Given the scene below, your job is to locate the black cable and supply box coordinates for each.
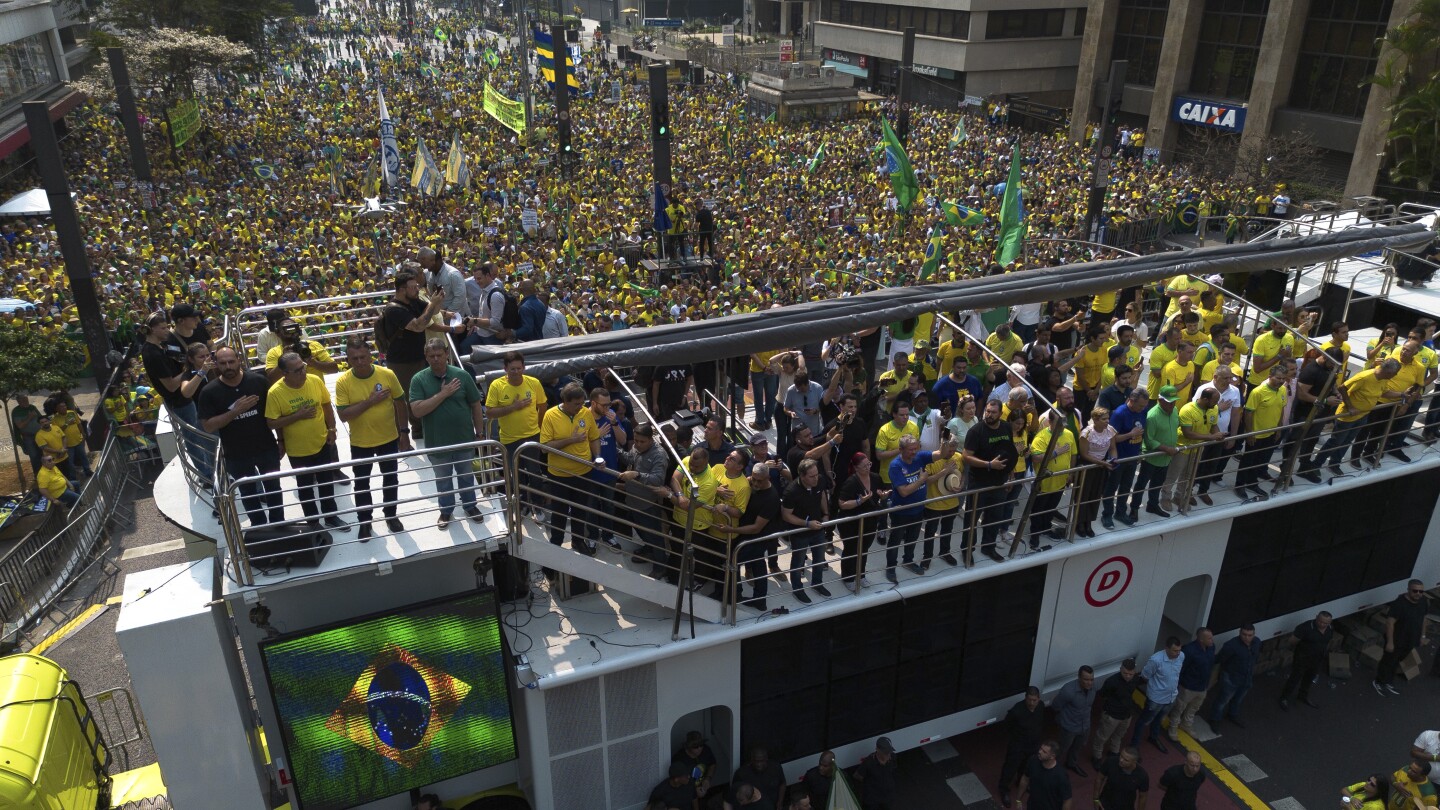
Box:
[126,559,205,604]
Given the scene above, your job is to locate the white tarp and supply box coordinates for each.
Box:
[0,188,73,217]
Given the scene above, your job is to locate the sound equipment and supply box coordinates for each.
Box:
[492,548,531,602]
[243,521,332,573]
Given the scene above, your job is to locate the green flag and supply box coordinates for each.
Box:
[919,232,943,280]
[434,26,448,40]
[995,144,1027,267]
[765,110,776,123]
[942,200,984,227]
[949,119,967,147]
[807,140,827,175]
[880,118,919,213]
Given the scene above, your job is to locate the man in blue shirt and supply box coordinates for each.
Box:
[514,278,548,341]
[1132,637,1184,753]
[931,355,983,415]
[1103,389,1148,529]
[887,435,951,582]
[1207,624,1259,728]
[589,388,626,550]
[1167,628,1216,741]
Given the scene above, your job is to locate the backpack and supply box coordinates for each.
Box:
[373,303,399,352]
[495,288,522,330]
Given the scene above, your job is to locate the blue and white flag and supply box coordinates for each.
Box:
[377,84,401,189]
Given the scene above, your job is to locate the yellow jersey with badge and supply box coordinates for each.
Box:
[485,375,547,443]
[334,365,403,449]
[1337,368,1386,422]
[265,374,331,457]
[1245,382,1287,439]
[1177,401,1217,446]
[1029,427,1076,493]
[540,405,600,477]
[874,419,920,483]
[265,341,335,380]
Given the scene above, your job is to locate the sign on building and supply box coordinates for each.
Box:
[779,40,794,62]
[1171,96,1247,133]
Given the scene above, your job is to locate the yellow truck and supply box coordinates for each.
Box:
[0,654,111,809]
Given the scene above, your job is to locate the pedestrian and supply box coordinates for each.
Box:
[408,338,485,529]
[1092,658,1141,768]
[1158,753,1206,810]
[1016,740,1072,810]
[729,747,786,809]
[673,730,717,790]
[1133,386,1180,519]
[1000,687,1047,807]
[1375,579,1432,696]
[198,346,285,527]
[264,351,348,533]
[888,434,947,578]
[36,452,80,508]
[1207,624,1259,728]
[1342,774,1392,810]
[334,337,410,541]
[1052,666,1097,776]
[852,737,898,810]
[1095,747,1149,810]
[802,750,837,809]
[1390,760,1435,810]
[1103,390,1148,529]
[1411,731,1440,784]
[379,269,446,439]
[781,458,832,601]
[1167,628,1215,741]
[538,382,601,557]
[649,761,701,810]
[1279,610,1333,710]
[962,398,1020,563]
[1132,637,1184,753]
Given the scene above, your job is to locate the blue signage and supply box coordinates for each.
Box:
[643,17,683,27]
[1171,96,1246,133]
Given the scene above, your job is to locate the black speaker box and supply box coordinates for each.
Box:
[493,548,531,602]
[243,522,332,573]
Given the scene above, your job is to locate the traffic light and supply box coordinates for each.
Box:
[651,96,670,140]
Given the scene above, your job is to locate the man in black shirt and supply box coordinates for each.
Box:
[380,269,445,437]
[713,463,782,610]
[1158,753,1205,810]
[169,302,212,349]
[781,459,831,603]
[801,751,836,809]
[198,347,285,526]
[1279,610,1332,710]
[672,730,717,786]
[1095,748,1148,810]
[1092,659,1141,768]
[1017,740,1071,810]
[1294,347,1344,482]
[962,399,1020,562]
[651,363,695,421]
[1375,579,1432,694]
[999,687,1046,807]
[822,394,871,474]
[649,761,699,810]
[696,417,735,466]
[729,747,785,809]
[852,737,898,810]
[1096,364,1135,415]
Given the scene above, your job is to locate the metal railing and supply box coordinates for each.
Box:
[231,291,393,364]
[217,438,509,586]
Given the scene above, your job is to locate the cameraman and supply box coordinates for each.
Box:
[264,318,339,383]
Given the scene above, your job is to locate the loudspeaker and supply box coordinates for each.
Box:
[243,522,332,573]
[690,64,705,85]
[493,548,530,602]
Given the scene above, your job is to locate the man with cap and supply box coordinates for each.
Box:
[673,730,717,787]
[853,737,899,810]
[650,761,701,810]
[1131,386,1180,520]
[169,302,212,349]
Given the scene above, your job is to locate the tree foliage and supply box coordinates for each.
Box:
[70,28,253,106]
[0,323,86,405]
[1175,130,1322,191]
[1370,0,1440,192]
[92,0,291,49]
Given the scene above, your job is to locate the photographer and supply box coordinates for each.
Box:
[264,319,339,383]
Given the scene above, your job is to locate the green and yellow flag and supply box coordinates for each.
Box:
[995,144,1027,267]
[880,118,919,213]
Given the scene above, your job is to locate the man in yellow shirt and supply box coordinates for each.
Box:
[1028,411,1076,550]
[539,381,601,558]
[47,399,92,477]
[699,449,752,597]
[1061,325,1111,413]
[485,351,548,457]
[1168,387,1221,513]
[37,451,79,509]
[1159,342,1199,403]
[1146,328,1182,399]
[265,351,348,532]
[1235,365,1288,498]
[876,352,915,398]
[1375,338,1428,462]
[1201,343,1244,384]
[670,446,721,583]
[1164,276,1205,318]
[986,323,1025,367]
[33,413,72,480]
[1248,320,1295,385]
[263,319,340,382]
[1314,358,1400,474]
[874,400,920,487]
[335,337,409,540]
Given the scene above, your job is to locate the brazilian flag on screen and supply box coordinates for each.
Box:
[534,28,581,90]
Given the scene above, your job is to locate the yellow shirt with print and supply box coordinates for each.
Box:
[1384,354,1427,394]
[1389,767,1438,810]
[1029,427,1076,493]
[710,465,752,538]
[485,375,546,443]
[986,332,1024,364]
[265,341,336,380]
[1248,331,1295,385]
[874,419,920,484]
[1073,342,1110,392]
[334,365,403,449]
[1201,358,1242,383]
[1160,359,1197,402]
[539,404,600,477]
[264,374,331,457]
[1337,368,1387,422]
[924,455,960,510]
[672,463,720,532]
[55,411,84,448]
[1146,342,1179,398]
[1177,401,1217,447]
[1245,382,1287,439]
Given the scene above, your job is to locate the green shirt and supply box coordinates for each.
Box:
[1142,402,1180,467]
[407,364,481,449]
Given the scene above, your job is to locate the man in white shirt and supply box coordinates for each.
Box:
[463,261,509,347]
[419,247,467,312]
[910,390,942,452]
[1193,366,1241,504]
[1412,730,1440,783]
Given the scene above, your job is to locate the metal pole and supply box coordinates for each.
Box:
[106,48,152,182]
[520,0,534,132]
[896,26,915,145]
[1084,60,1127,243]
[24,102,111,393]
[554,25,573,170]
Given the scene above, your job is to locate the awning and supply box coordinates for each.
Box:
[0,188,73,217]
[824,60,868,78]
[471,224,1433,381]
[0,86,85,162]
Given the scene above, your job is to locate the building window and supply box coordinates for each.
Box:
[985,9,1066,40]
[1111,0,1168,87]
[1074,8,1087,36]
[820,0,969,39]
[0,33,56,109]
[1189,0,1270,101]
[1288,0,1393,119]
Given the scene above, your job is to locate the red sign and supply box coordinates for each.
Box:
[1084,556,1133,607]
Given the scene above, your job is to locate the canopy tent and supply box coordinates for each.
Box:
[0,188,74,217]
[471,223,1433,381]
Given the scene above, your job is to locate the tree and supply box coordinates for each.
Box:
[1369,0,1440,193]
[0,324,85,491]
[1174,129,1322,190]
[70,29,253,107]
[87,0,290,50]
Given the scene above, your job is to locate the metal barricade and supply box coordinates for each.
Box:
[218,438,509,586]
[233,291,393,365]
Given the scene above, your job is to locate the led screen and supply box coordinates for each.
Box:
[260,591,517,810]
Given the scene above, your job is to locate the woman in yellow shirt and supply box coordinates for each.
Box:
[1341,773,1390,810]
[48,399,92,477]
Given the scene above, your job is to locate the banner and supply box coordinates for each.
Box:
[377,84,401,188]
[483,81,527,136]
[169,99,201,148]
[445,132,469,189]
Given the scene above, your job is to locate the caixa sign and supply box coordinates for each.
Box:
[1171,96,1247,132]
